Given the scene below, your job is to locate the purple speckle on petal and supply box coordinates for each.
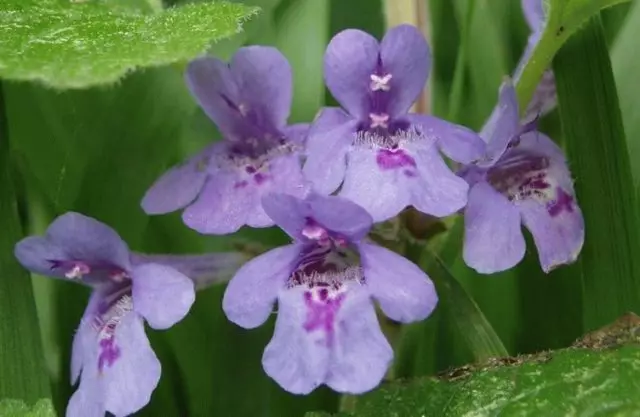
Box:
[234,180,248,189]
[547,187,575,217]
[376,148,416,171]
[302,290,345,347]
[253,172,269,185]
[97,336,121,372]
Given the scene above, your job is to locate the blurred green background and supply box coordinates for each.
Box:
[2,0,640,416]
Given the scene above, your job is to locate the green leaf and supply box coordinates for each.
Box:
[553,16,640,330]
[516,0,631,110]
[0,85,51,402]
[310,314,640,417]
[0,0,257,88]
[612,1,640,195]
[0,399,56,417]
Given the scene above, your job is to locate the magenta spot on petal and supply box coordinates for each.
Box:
[234,180,248,189]
[245,166,256,174]
[253,173,269,185]
[319,288,329,301]
[376,148,416,171]
[303,293,345,347]
[403,169,417,178]
[547,187,575,217]
[97,336,121,372]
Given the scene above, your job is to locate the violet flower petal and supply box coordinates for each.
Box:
[303,111,355,195]
[406,114,485,164]
[463,182,526,274]
[409,141,469,217]
[222,244,301,328]
[103,314,161,416]
[359,242,437,322]
[185,57,241,139]
[479,80,520,163]
[283,123,310,146]
[379,24,430,117]
[518,194,584,273]
[16,212,131,275]
[324,29,380,119]
[324,285,393,394]
[230,46,293,130]
[261,193,373,242]
[141,143,220,215]
[339,147,413,222]
[182,170,269,234]
[131,263,195,330]
[522,0,545,31]
[14,236,69,278]
[261,286,331,395]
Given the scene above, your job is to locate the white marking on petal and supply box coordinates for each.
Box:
[370,73,392,92]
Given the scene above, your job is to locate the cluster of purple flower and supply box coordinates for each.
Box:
[14,3,583,416]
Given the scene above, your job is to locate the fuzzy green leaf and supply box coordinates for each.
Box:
[309,314,640,417]
[0,399,56,417]
[0,0,256,88]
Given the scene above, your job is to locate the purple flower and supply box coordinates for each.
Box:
[459,81,584,274]
[514,0,557,119]
[223,193,437,394]
[303,24,485,222]
[141,46,310,234]
[13,213,239,417]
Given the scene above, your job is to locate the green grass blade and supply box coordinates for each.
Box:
[0,84,51,404]
[553,15,640,330]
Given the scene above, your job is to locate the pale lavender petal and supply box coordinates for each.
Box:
[408,141,469,217]
[359,243,437,322]
[379,24,430,117]
[66,383,105,417]
[308,107,353,136]
[463,182,526,274]
[262,193,373,242]
[303,114,356,195]
[284,123,310,145]
[339,147,412,222]
[131,263,195,330]
[518,131,566,165]
[479,80,520,164]
[222,244,301,328]
[71,293,102,384]
[517,171,584,272]
[325,285,393,394]
[522,0,545,31]
[523,70,557,120]
[231,46,293,129]
[267,153,311,207]
[15,236,69,278]
[405,114,485,164]
[262,286,331,394]
[324,29,380,118]
[185,57,241,138]
[130,251,247,290]
[26,212,131,270]
[182,170,269,234]
[141,143,221,215]
[103,314,161,416]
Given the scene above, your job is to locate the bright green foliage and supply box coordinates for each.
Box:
[0,399,56,417]
[310,315,640,417]
[516,0,631,110]
[553,16,640,331]
[0,0,257,88]
[612,1,640,196]
[0,87,51,403]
